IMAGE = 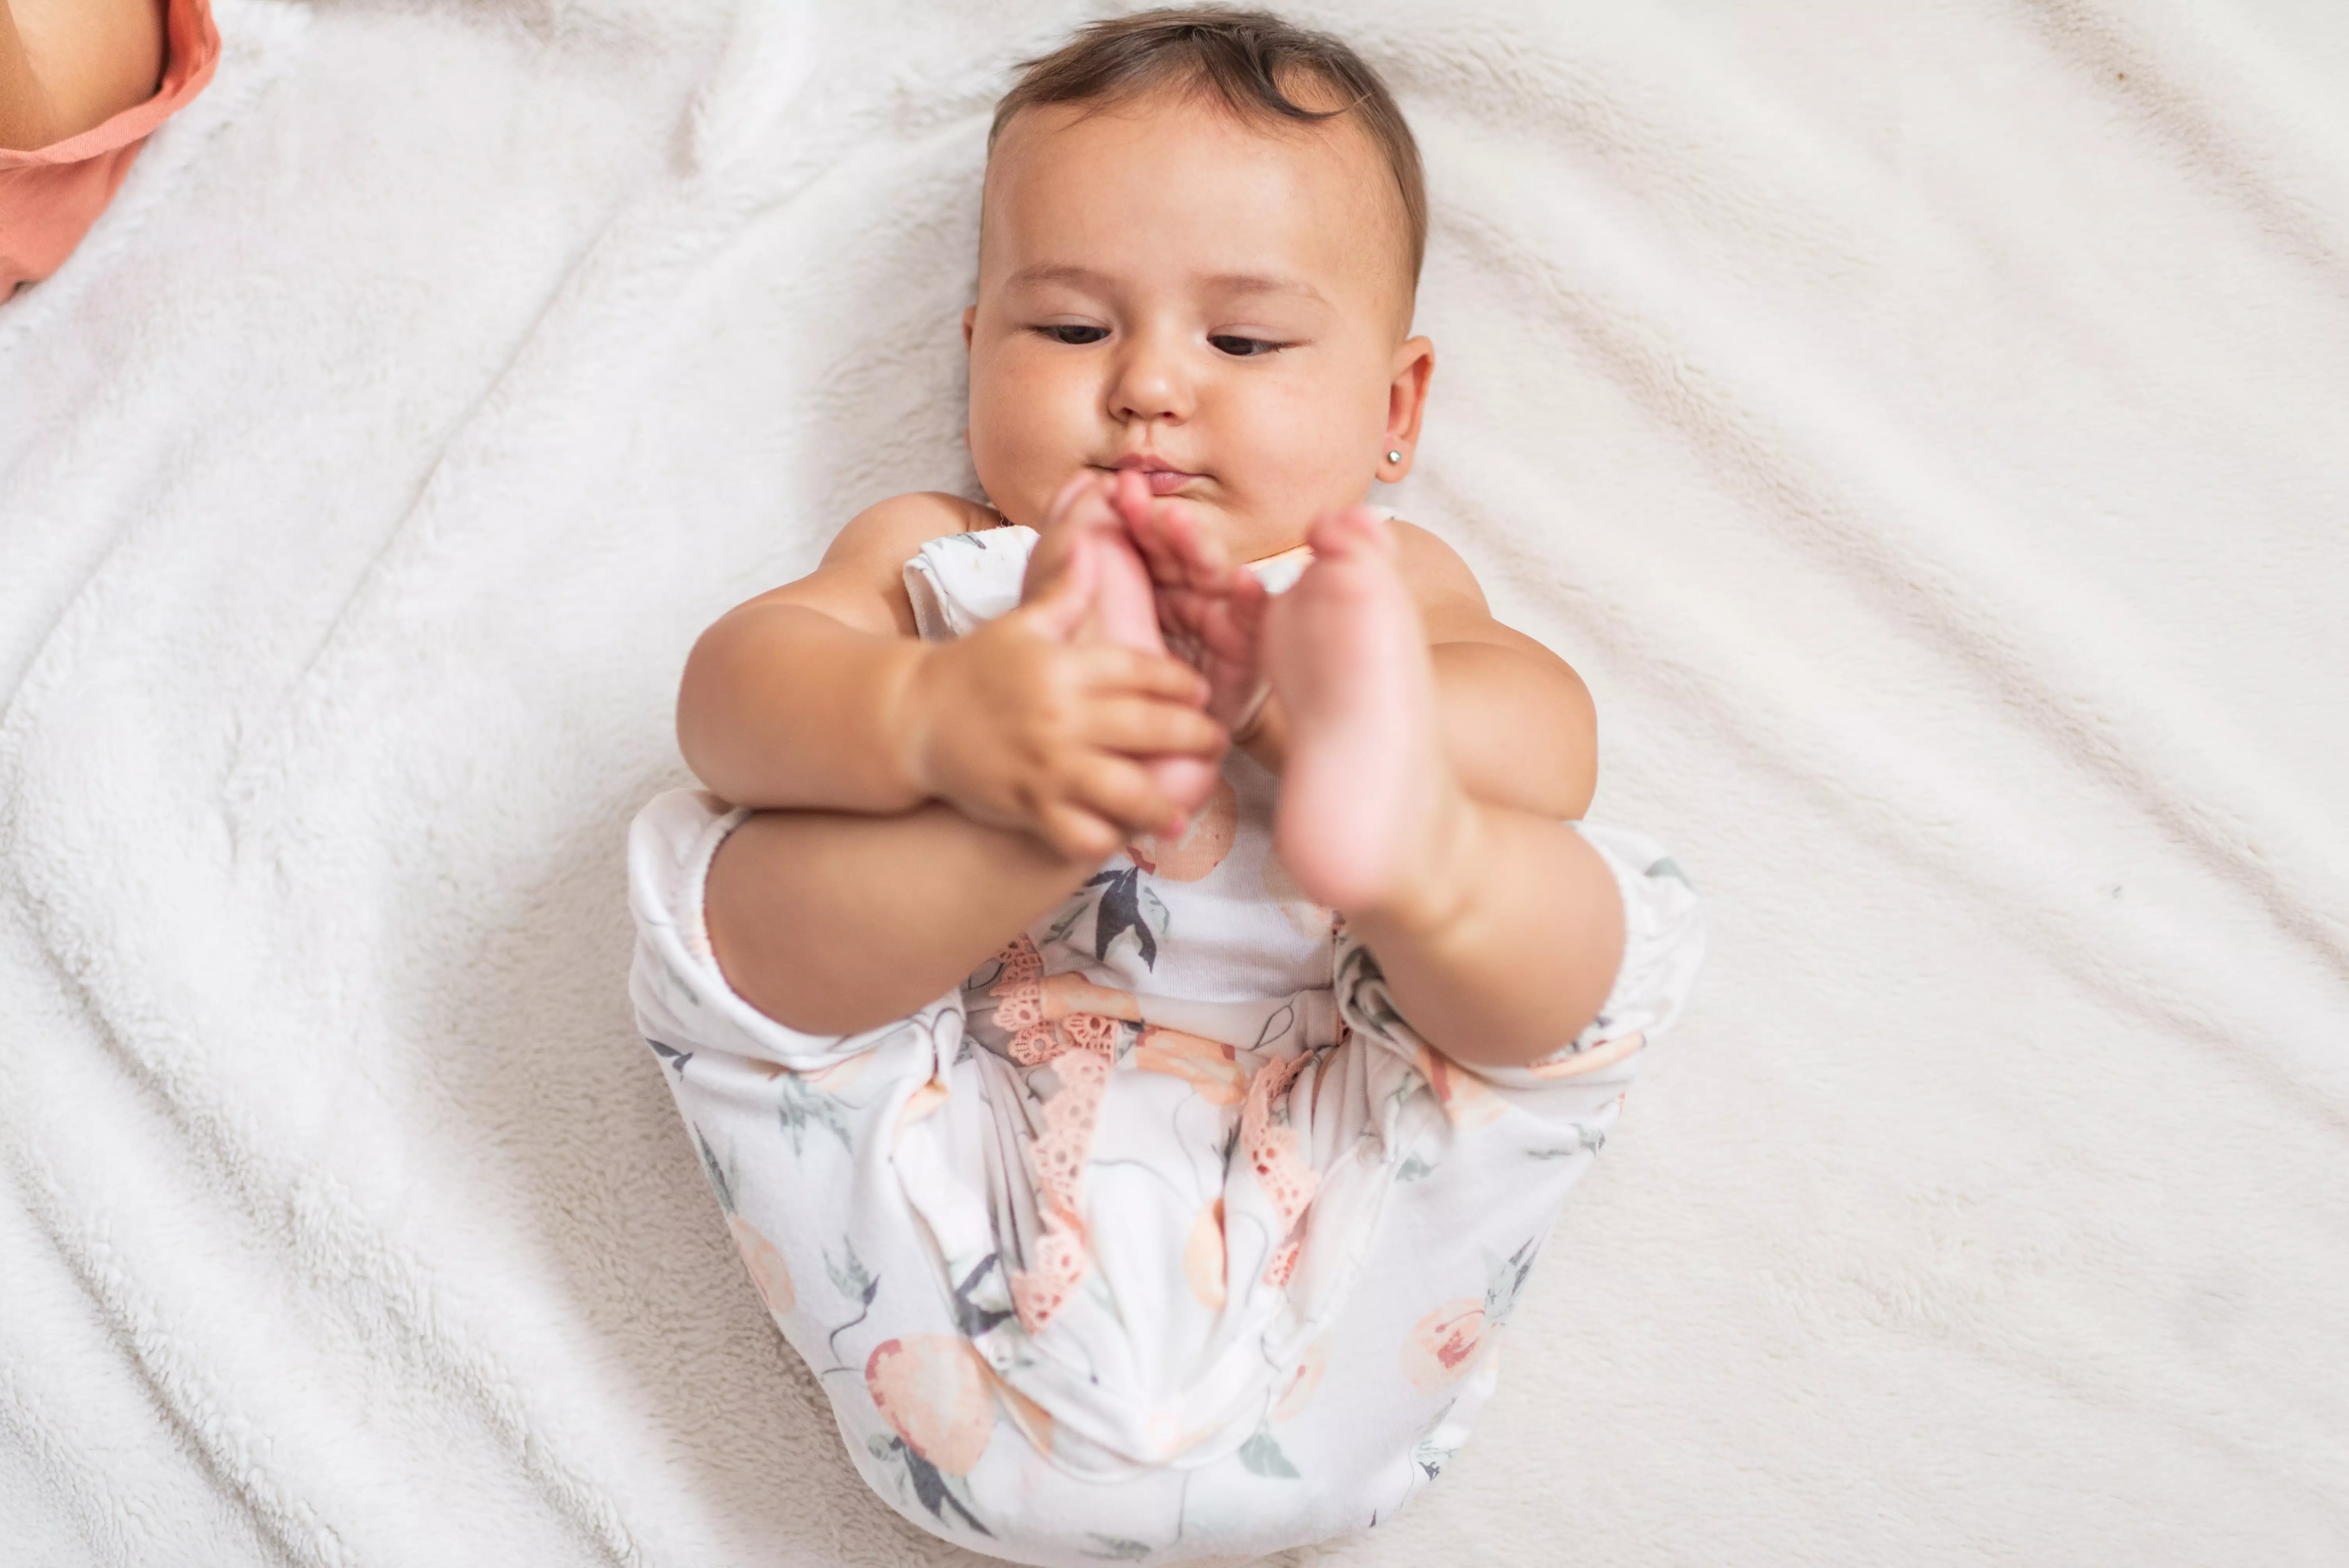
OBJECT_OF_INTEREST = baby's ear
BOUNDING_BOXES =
[962,306,977,348]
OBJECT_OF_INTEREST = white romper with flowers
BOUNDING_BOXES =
[627,524,1704,1567]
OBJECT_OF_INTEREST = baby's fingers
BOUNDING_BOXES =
[1073,643,1210,706]
[1085,697,1228,759]
[1035,802,1127,866]
[1065,756,1183,839]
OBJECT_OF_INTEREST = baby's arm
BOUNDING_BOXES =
[679,490,1223,1035]
[0,0,164,150]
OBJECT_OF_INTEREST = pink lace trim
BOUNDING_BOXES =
[992,937,1116,1334]
[990,936,1125,1067]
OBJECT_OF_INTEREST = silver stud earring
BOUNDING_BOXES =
[1385,449,1403,464]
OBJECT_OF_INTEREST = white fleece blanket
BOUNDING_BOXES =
[3,1,2344,1563]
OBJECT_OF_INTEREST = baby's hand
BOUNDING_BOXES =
[900,503,1226,863]
[1109,471,1271,734]
[1025,472,1227,818]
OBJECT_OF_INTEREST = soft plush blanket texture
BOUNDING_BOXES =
[3,0,2344,1563]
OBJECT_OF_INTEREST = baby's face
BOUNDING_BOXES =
[966,90,1431,563]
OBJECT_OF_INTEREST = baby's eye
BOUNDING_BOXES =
[1038,324,1109,346]
[1209,335,1281,358]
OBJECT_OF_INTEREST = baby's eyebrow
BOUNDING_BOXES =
[1199,271,1329,305]
[1005,262,1114,292]
[1002,262,1328,306]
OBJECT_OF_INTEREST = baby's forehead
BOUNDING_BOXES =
[981,90,1416,315]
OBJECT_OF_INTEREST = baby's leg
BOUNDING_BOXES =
[706,800,1103,1036]
[0,0,165,150]
[1265,510,1625,1068]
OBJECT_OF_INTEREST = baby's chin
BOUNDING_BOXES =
[1129,487,1308,565]
[989,461,1335,561]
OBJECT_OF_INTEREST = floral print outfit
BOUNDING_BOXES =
[628,526,1704,1566]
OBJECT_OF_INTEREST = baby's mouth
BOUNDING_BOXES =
[1104,457,1205,498]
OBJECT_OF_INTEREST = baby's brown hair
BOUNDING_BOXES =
[989,7,1427,290]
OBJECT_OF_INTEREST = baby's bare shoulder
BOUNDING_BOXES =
[820,491,1003,573]
[1388,519,1503,641]
[749,492,1002,637]
[1390,515,1585,670]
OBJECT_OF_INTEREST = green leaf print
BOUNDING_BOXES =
[823,1237,881,1366]
[1237,1424,1301,1479]
[1336,942,1410,1043]
[1043,899,1087,947]
[692,1126,735,1214]
[1413,1397,1462,1481]
[1080,1538,1155,1561]
[872,1434,993,1538]
[1484,1237,1540,1327]
[825,1237,876,1305]
[777,1072,852,1156]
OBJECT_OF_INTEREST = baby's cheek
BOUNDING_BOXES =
[1223,373,1378,510]
[969,352,1100,520]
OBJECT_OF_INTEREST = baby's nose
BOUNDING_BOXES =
[1107,330,1194,423]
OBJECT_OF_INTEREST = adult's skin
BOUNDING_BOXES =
[0,0,165,151]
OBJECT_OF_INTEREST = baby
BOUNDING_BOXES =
[629,10,1702,1564]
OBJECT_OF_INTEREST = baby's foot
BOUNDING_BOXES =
[1264,508,1470,920]
[1070,486,1223,821]
[1111,472,1269,733]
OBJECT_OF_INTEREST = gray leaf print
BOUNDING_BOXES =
[1237,1424,1301,1479]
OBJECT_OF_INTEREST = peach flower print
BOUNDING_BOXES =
[892,1076,950,1146]
[1400,1298,1487,1392]
[1271,1335,1328,1423]
[1414,1044,1508,1130]
[1183,1197,1228,1309]
[866,1335,995,1476]
[748,1051,872,1093]
[1132,1026,1248,1107]
[1126,778,1238,881]
[727,1214,794,1318]
[990,1371,1055,1458]
[1526,1030,1645,1080]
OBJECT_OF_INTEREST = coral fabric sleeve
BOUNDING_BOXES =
[0,0,219,292]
